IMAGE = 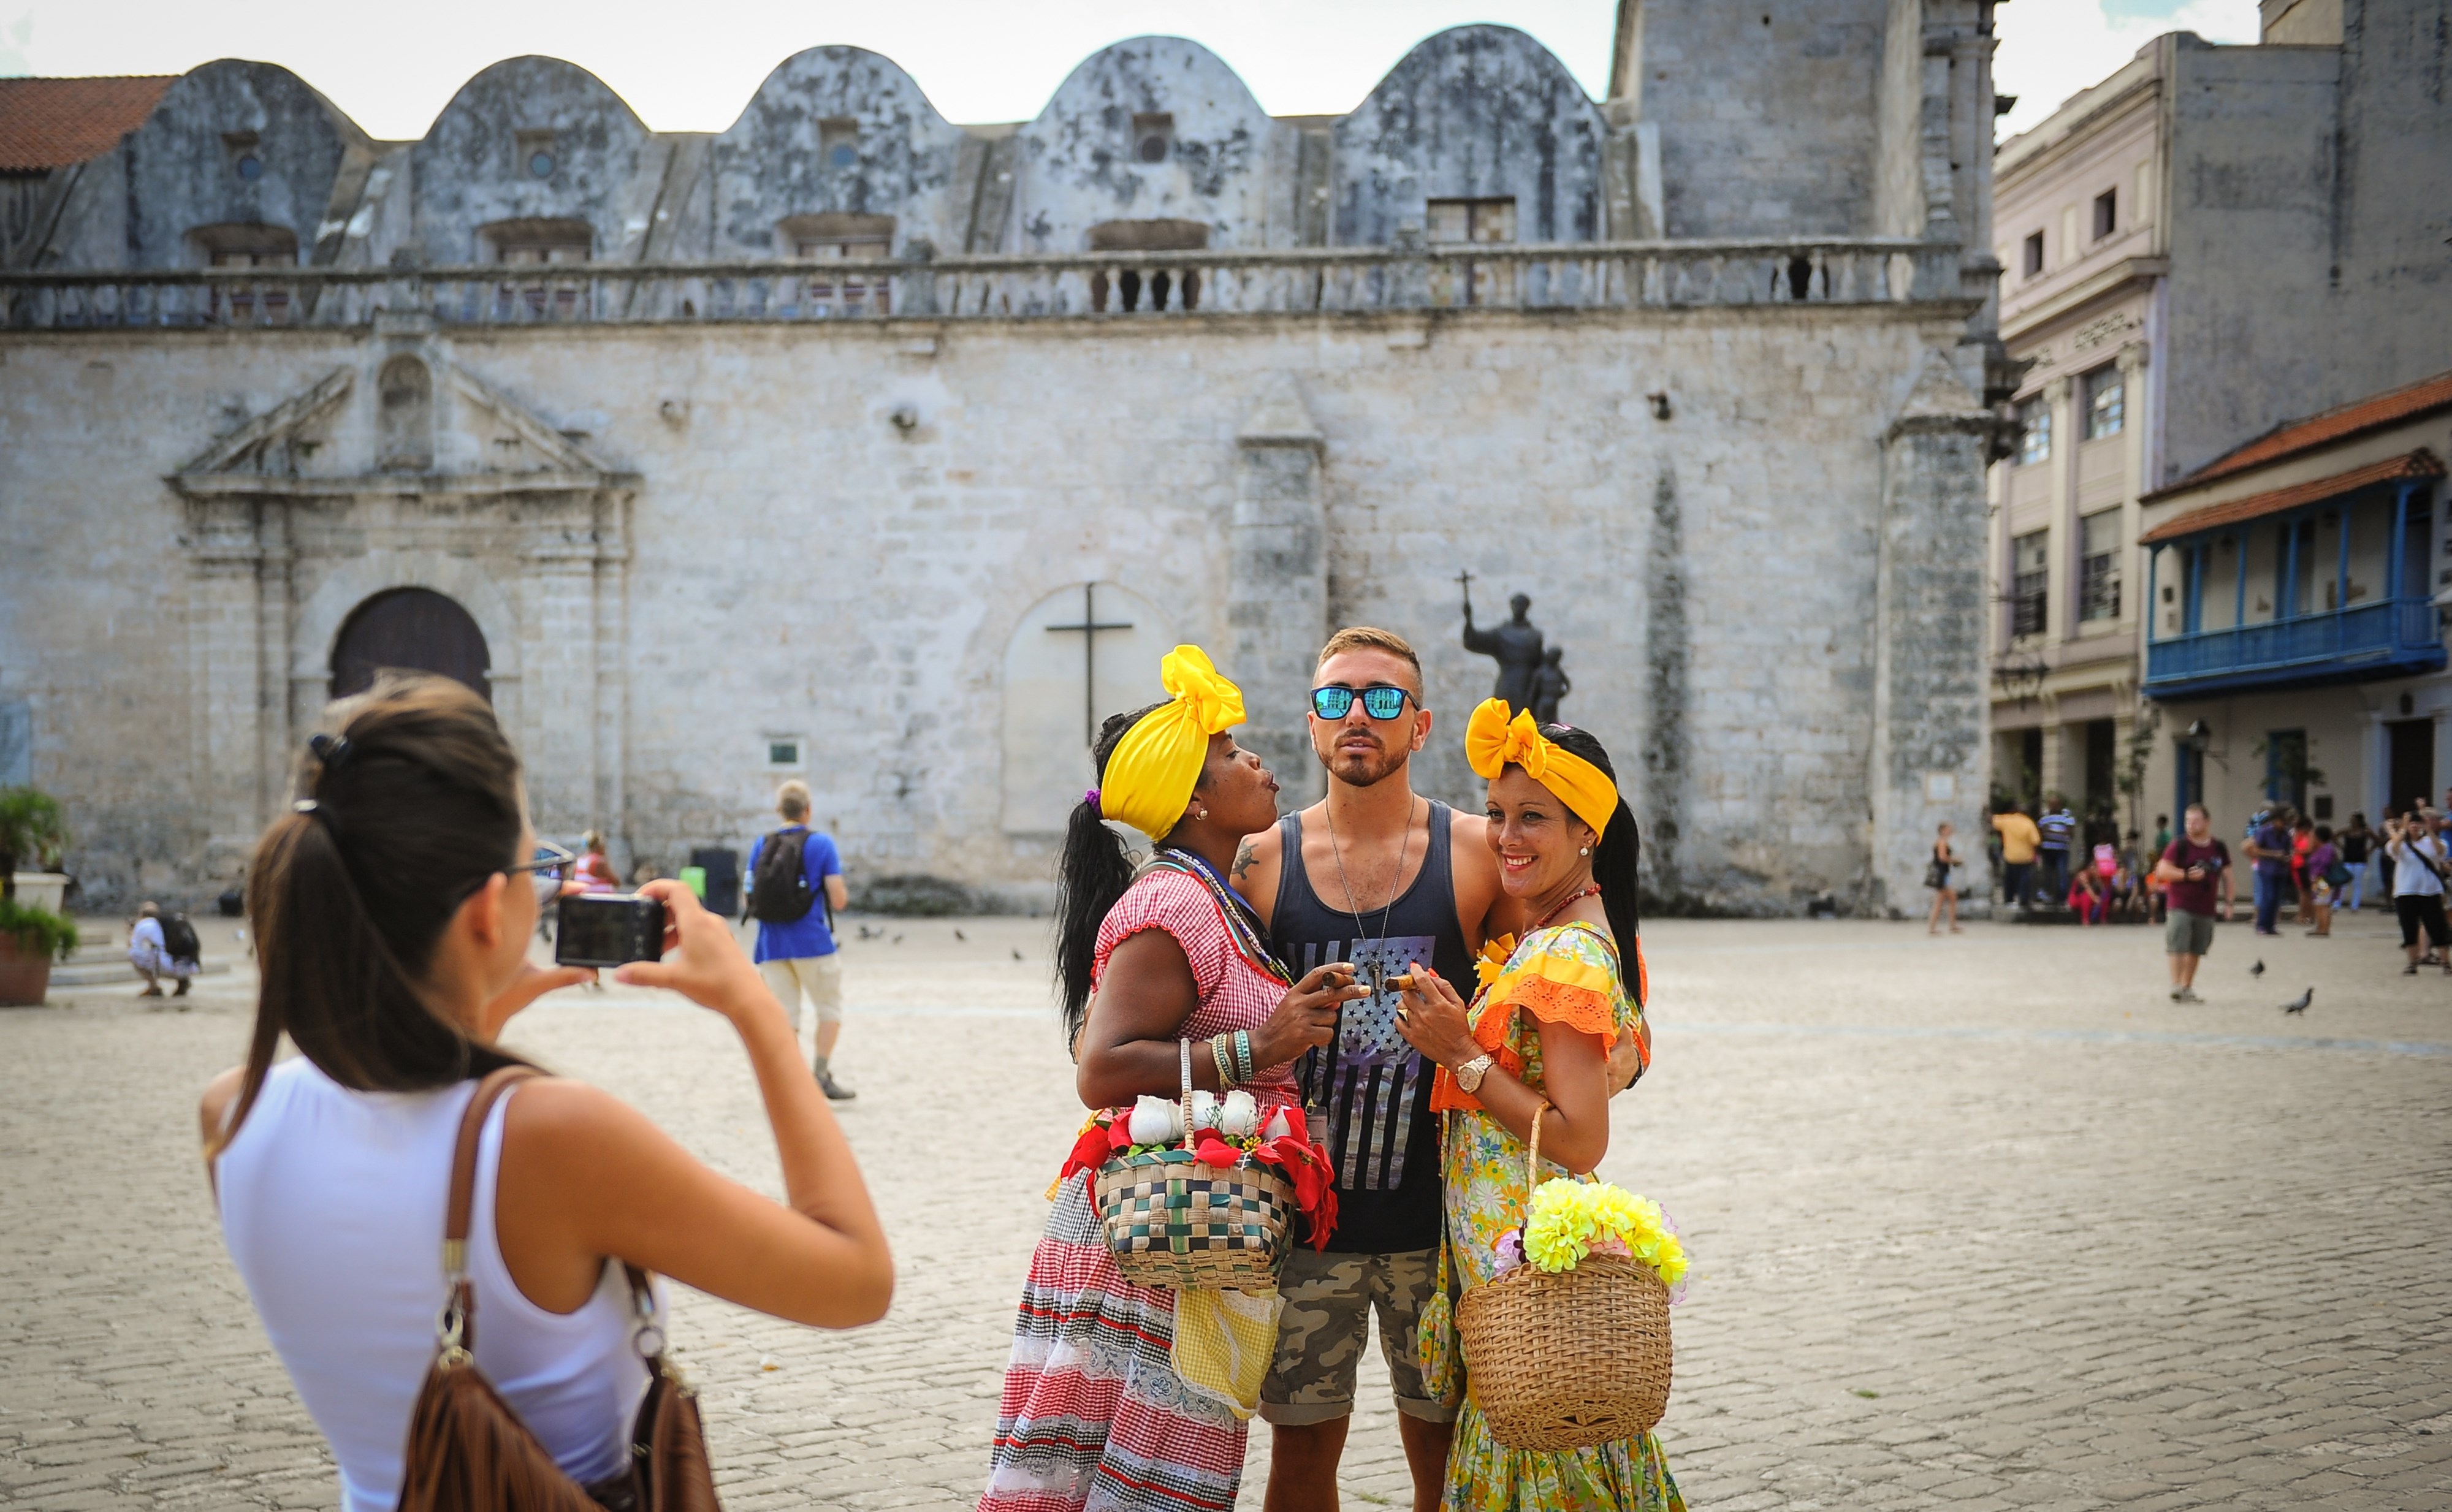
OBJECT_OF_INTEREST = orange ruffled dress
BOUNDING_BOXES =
[1423,922,1683,1512]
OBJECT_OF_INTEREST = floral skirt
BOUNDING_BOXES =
[1445,1401,1685,1512]
[979,1175,1247,1512]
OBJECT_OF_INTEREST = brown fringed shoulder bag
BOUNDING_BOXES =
[395,1066,720,1512]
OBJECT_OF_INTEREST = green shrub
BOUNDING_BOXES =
[0,896,77,960]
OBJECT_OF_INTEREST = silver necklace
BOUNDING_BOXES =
[1326,796,1418,996]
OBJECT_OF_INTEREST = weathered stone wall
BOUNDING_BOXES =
[0,309,1979,914]
[410,57,655,266]
[709,47,970,260]
[1637,0,1892,237]
[122,60,363,268]
[1333,26,1609,246]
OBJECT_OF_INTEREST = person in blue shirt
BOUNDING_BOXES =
[748,780,853,1100]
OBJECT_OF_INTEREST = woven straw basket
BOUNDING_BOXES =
[1094,1041,1293,1292]
[1454,1107,1673,1449]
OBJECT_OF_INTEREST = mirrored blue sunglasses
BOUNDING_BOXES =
[1312,684,1414,721]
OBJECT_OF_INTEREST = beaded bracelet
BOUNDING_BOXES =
[1233,1028,1254,1085]
[1211,1035,1239,1088]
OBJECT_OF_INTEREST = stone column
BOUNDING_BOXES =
[183,495,278,882]
[1870,352,1997,914]
[1229,377,1328,806]
[520,498,604,843]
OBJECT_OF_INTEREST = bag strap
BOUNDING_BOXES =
[439,1064,666,1367]
[439,1065,540,1358]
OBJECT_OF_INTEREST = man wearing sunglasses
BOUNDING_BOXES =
[1232,626,1505,1512]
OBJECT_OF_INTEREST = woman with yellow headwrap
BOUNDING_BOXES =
[1393,703,1683,1512]
[981,645,1369,1512]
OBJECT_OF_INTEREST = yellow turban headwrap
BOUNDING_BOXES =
[1095,645,1246,840]
[1464,699,1620,840]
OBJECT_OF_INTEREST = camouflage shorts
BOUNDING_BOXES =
[1258,1246,1457,1426]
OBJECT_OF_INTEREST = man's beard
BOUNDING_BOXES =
[1318,736,1410,790]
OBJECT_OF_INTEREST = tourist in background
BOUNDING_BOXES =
[746,781,854,1100]
[575,830,620,892]
[2289,814,2316,925]
[1926,822,1962,934]
[2339,814,2374,911]
[2152,813,2173,862]
[1991,802,2040,911]
[2386,810,2452,975]
[2152,804,2231,1003]
[2036,794,2077,906]
[202,675,890,1512]
[2067,859,2107,927]
[2243,807,2294,937]
[2304,825,2340,938]
[129,900,199,1000]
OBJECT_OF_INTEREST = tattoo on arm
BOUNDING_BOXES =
[1232,838,1257,884]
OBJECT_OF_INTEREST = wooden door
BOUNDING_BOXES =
[329,588,491,701]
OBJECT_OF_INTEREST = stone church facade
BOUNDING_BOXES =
[0,3,2011,914]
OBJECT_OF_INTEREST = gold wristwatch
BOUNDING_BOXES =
[1453,1052,1497,1093]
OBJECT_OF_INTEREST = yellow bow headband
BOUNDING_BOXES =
[1464,699,1620,840]
[1094,645,1246,840]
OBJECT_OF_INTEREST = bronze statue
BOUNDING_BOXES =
[1460,574,1548,716]
[1532,645,1570,725]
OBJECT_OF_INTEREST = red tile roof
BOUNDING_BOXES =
[2141,449,2445,545]
[0,75,174,172]
[2147,368,2452,501]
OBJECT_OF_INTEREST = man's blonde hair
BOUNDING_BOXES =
[1316,626,1423,696]
[775,779,812,820]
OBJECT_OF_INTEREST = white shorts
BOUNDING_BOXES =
[759,954,844,1031]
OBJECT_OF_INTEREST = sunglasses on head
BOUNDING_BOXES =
[1311,684,1415,721]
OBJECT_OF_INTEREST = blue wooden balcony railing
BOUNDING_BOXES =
[2145,598,2443,696]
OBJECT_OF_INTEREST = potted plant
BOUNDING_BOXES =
[0,788,75,1006]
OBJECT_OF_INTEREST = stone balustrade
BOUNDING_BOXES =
[0,238,1965,331]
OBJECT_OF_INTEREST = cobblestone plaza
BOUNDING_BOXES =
[4,914,2447,1511]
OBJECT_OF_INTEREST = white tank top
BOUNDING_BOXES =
[216,1058,656,1512]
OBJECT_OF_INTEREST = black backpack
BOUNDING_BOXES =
[160,913,202,962]
[747,830,819,925]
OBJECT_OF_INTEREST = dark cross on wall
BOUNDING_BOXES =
[1045,582,1135,749]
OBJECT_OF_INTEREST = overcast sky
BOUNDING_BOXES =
[0,0,2258,143]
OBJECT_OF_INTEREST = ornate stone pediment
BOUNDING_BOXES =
[168,351,631,499]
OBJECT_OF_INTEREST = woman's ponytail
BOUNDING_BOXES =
[1543,724,1642,992]
[215,675,531,1154]
[1053,701,1169,1051]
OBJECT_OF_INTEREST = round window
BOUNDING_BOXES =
[235,154,263,181]
[1137,134,1167,164]
[829,143,856,168]
[528,151,555,178]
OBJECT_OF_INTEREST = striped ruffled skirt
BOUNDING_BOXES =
[979,1176,1247,1512]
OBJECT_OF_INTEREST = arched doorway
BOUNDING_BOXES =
[330,588,492,700]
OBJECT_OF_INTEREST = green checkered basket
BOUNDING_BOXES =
[1094,1041,1294,1292]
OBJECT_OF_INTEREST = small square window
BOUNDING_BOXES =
[515,129,557,179]
[1132,112,1174,164]
[2092,189,2117,240]
[819,117,859,169]
[765,739,804,770]
[2022,230,2044,276]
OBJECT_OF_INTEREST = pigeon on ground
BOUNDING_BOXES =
[2250,959,2266,978]
[954,928,968,941]
[1011,949,1024,961]
[2280,988,2312,1015]
[892,932,905,944]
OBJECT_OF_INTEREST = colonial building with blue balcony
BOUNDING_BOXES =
[2139,371,2452,828]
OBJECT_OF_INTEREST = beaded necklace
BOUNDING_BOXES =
[1151,846,1292,984]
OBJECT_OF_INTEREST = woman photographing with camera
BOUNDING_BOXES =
[200,674,891,1512]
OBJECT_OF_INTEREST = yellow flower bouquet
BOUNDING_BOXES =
[1501,1179,1689,1301]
